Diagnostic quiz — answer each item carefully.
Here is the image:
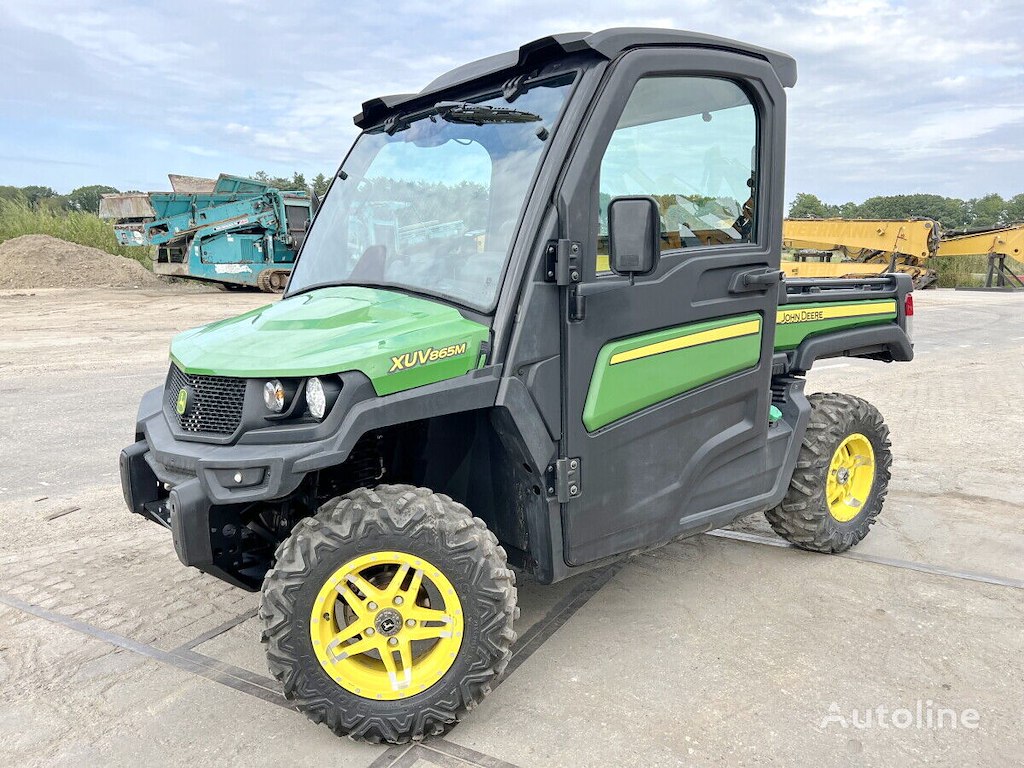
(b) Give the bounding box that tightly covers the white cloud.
[182,145,221,157]
[0,0,1021,201]
[809,0,894,18]
[903,107,1024,148]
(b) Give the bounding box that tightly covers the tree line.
[788,192,1024,232]
[0,184,122,215]
[0,171,332,216]
[5,178,1022,235]
[251,171,331,199]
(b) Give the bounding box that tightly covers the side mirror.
[608,196,660,279]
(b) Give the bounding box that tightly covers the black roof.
[354,28,797,128]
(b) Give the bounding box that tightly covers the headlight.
[263,379,286,412]
[306,376,327,420]
[305,376,341,420]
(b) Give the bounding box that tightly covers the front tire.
[260,485,517,743]
[765,393,892,553]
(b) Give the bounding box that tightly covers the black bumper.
[119,386,323,591]
[119,438,167,525]
[119,369,505,590]
[120,438,255,588]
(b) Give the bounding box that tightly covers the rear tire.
[765,392,891,553]
[260,484,517,743]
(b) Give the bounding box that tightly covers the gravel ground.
[0,287,1021,767]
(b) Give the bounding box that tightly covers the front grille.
[166,364,246,436]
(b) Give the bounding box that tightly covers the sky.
[1,0,1022,204]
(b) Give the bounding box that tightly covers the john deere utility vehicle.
[120,29,914,743]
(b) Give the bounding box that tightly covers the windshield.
[288,76,574,310]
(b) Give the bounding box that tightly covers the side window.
[597,77,758,270]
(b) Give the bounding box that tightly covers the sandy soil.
[0,235,163,289]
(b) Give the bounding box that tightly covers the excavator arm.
[783,218,939,260]
[780,218,1024,290]
[782,218,940,289]
[937,224,1024,288]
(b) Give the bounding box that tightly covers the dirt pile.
[0,235,162,289]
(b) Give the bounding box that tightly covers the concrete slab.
[0,609,383,768]
[447,536,1024,767]
[1,288,1022,766]
[732,289,1024,582]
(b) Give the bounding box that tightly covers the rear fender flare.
[790,326,913,372]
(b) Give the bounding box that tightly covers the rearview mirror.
[608,196,660,278]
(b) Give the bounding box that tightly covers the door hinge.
[568,285,585,322]
[547,457,582,503]
[544,239,582,286]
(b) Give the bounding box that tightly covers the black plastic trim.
[354,28,797,128]
[131,369,505,509]
[790,325,914,372]
[120,440,160,516]
[494,376,558,472]
[293,367,503,473]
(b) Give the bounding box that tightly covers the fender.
[790,325,913,372]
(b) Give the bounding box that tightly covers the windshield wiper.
[431,101,541,125]
[384,100,543,134]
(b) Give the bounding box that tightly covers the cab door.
[557,48,789,565]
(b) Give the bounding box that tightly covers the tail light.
[904,293,914,341]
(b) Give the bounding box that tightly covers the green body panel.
[773,299,897,350]
[583,314,763,432]
[583,297,898,432]
[170,286,490,396]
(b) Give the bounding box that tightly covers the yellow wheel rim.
[309,551,464,701]
[826,433,875,522]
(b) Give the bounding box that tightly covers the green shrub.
[932,255,989,288]
[0,200,152,268]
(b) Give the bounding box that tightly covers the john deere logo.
[374,608,402,637]
[175,387,190,416]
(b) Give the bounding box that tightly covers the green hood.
[170,286,490,396]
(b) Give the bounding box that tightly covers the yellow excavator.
[782,218,940,288]
[937,224,1024,289]
[782,218,1024,289]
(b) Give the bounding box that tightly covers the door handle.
[730,268,784,293]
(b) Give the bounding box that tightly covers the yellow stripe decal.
[775,301,896,325]
[609,319,762,366]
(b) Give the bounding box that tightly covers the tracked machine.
[100,174,313,292]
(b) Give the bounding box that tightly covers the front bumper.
[119,386,329,590]
[120,439,259,590]
[119,368,504,590]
